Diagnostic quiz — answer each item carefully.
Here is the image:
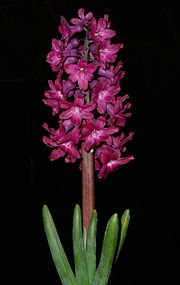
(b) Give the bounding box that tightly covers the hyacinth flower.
[42,8,134,285]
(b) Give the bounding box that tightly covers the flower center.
[79,67,85,72]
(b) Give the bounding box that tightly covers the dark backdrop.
[0,1,179,284]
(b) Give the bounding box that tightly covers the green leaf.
[92,213,119,285]
[115,209,130,261]
[73,205,89,285]
[42,205,77,285]
[83,227,87,252]
[86,210,97,284]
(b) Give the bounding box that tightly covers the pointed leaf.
[42,205,77,285]
[73,205,89,285]
[115,209,130,261]
[92,213,119,285]
[86,210,97,284]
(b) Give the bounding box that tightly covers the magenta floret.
[43,8,134,178]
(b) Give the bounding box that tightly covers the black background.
[0,0,179,284]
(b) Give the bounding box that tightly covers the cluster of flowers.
[43,8,134,179]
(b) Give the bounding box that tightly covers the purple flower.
[81,116,118,151]
[49,141,80,162]
[59,16,82,45]
[107,95,132,126]
[46,39,64,71]
[97,87,120,114]
[97,40,123,67]
[42,123,81,163]
[59,95,96,126]
[92,78,120,114]
[88,17,116,44]
[112,132,134,150]
[98,60,125,83]
[43,79,65,115]
[62,79,76,97]
[64,59,97,90]
[96,144,134,179]
[70,8,93,28]
[46,38,79,72]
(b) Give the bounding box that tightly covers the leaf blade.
[115,209,130,261]
[92,213,119,285]
[86,210,97,284]
[42,205,77,285]
[73,205,89,285]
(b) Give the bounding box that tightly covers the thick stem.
[82,148,95,231]
[81,33,95,231]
